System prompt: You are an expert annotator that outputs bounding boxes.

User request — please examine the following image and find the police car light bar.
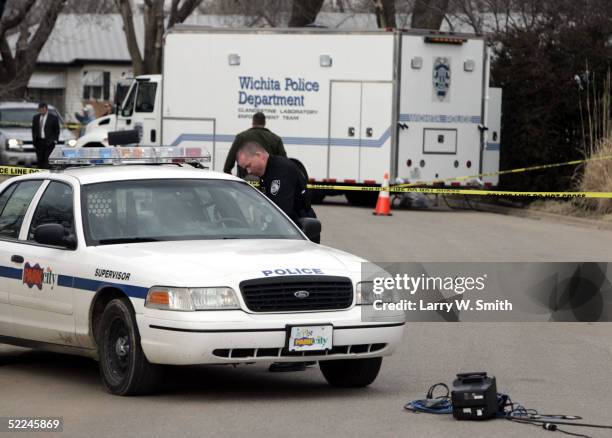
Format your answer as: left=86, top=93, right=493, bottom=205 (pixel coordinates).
left=49, top=146, right=211, bottom=166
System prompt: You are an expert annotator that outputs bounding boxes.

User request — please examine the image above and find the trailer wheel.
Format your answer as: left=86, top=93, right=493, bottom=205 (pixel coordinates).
left=320, top=357, right=382, bottom=387
left=345, top=192, right=378, bottom=207
left=98, top=298, right=161, bottom=395
left=311, top=192, right=326, bottom=204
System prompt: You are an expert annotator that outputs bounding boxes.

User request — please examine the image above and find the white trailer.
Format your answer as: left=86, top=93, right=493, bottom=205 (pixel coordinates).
left=80, top=27, right=500, bottom=202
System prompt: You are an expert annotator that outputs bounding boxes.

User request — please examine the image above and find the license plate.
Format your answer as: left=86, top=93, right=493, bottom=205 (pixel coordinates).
left=287, top=325, right=333, bottom=352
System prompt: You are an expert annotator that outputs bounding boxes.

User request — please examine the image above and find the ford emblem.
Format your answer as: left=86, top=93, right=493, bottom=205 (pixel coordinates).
left=294, top=290, right=310, bottom=299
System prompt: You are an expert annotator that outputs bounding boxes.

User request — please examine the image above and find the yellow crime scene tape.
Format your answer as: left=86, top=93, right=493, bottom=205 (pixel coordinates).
left=305, top=183, right=611, bottom=199
left=302, top=153, right=612, bottom=199
left=2, top=161, right=611, bottom=199
left=244, top=181, right=612, bottom=199
left=250, top=153, right=612, bottom=199
left=0, top=121, right=81, bottom=130
left=0, top=166, right=44, bottom=176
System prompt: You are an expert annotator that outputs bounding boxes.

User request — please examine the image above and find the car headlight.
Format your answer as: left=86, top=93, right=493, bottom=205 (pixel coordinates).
left=6, top=138, right=23, bottom=150
left=356, top=281, right=375, bottom=305
left=356, top=281, right=398, bottom=305
left=145, top=286, right=240, bottom=311
left=66, top=139, right=77, bottom=147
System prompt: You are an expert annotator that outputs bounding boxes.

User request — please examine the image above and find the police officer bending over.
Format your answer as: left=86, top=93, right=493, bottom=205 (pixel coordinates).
left=237, top=141, right=317, bottom=239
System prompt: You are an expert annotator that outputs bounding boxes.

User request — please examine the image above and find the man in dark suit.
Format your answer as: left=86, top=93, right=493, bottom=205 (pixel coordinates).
left=31, top=102, right=60, bottom=169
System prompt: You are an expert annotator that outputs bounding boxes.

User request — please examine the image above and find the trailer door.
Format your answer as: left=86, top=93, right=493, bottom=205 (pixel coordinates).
left=328, top=81, right=393, bottom=183
left=360, top=82, right=393, bottom=182
left=328, top=81, right=361, bottom=181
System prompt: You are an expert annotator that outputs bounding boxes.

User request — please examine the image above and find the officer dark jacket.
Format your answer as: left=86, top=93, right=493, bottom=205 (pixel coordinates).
left=260, top=155, right=314, bottom=224
left=224, top=126, right=287, bottom=174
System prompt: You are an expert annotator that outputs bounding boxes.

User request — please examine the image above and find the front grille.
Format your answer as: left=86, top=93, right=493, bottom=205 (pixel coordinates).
left=212, top=343, right=387, bottom=359
left=239, top=275, right=353, bottom=312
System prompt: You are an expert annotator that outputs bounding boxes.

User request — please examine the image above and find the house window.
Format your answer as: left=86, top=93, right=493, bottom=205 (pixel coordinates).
left=82, top=70, right=105, bottom=100
left=27, top=71, right=66, bottom=115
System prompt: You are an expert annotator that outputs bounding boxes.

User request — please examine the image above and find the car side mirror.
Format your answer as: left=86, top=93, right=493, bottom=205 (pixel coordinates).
left=298, top=217, right=321, bottom=243
left=34, top=224, right=77, bottom=249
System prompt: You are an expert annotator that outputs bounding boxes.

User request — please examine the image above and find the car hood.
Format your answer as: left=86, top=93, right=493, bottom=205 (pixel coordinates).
left=0, top=127, right=31, bottom=141
left=59, top=128, right=75, bottom=141
left=84, top=239, right=366, bottom=287
left=85, top=115, right=116, bottom=134
left=0, top=127, right=74, bottom=141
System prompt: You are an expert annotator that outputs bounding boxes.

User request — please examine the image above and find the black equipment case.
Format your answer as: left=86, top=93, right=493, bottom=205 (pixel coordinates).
left=451, top=372, right=498, bottom=420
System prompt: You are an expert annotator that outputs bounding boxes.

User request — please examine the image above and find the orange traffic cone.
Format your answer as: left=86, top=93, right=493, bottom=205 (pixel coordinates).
left=373, top=172, right=392, bottom=216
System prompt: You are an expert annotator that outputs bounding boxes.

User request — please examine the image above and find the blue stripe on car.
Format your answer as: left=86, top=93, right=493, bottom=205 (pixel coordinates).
left=1, top=266, right=148, bottom=299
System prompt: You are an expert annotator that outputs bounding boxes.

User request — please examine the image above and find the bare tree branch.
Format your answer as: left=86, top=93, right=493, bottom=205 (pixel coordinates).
left=372, top=0, right=396, bottom=28
left=142, top=0, right=159, bottom=73
left=15, top=0, right=64, bottom=67
left=0, top=0, right=66, bottom=98
left=455, top=0, right=483, bottom=33
left=64, top=0, right=116, bottom=13
left=169, top=0, right=203, bottom=28
left=0, top=0, right=35, bottom=37
left=116, top=0, right=203, bottom=75
left=0, top=34, right=15, bottom=79
left=152, top=0, right=165, bottom=73
left=15, top=17, right=28, bottom=52
left=169, top=0, right=180, bottom=28
left=260, top=9, right=279, bottom=27
left=443, top=14, right=455, bottom=31
left=115, top=0, right=144, bottom=75
left=289, top=0, right=324, bottom=27
left=411, top=0, right=450, bottom=30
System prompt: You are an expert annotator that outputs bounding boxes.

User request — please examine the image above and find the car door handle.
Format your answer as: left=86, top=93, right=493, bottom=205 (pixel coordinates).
left=11, top=255, right=24, bottom=263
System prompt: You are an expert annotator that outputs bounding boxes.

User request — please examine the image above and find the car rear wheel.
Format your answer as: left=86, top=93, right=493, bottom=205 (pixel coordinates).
left=319, top=357, right=382, bottom=387
left=98, top=297, right=161, bottom=395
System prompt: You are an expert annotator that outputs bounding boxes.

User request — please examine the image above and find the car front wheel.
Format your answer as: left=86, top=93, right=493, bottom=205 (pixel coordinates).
left=319, top=357, right=382, bottom=387
left=98, top=297, right=161, bottom=395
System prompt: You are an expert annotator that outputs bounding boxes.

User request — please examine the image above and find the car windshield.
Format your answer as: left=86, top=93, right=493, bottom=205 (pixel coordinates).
left=0, top=108, right=64, bottom=128
left=81, top=179, right=304, bottom=245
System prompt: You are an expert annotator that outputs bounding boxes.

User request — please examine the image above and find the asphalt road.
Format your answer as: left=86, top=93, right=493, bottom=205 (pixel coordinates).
left=1, top=200, right=612, bottom=438
left=317, top=196, right=612, bottom=261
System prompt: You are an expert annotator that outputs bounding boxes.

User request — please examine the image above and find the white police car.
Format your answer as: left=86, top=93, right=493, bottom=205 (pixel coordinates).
left=0, top=146, right=404, bottom=395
